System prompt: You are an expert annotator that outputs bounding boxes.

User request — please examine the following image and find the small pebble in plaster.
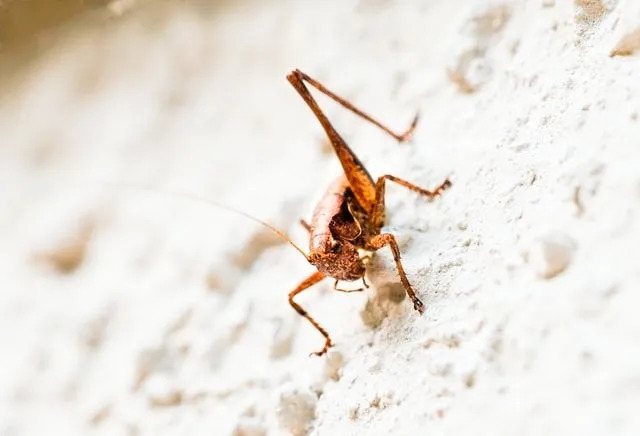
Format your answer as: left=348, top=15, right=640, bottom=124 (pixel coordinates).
left=466, top=58, right=493, bottom=88
left=145, top=374, right=183, bottom=407
left=133, top=347, right=173, bottom=391
left=80, top=305, right=114, bottom=351
left=436, top=258, right=463, bottom=273
left=575, top=0, right=606, bottom=23
left=324, top=350, right=344, bottom=381
left=370, top=393, right=394, bottom=409
left=164, top=308, right=193, bottom=342
left=423, top=331, right=462, bottom=349
left=512, top=142, right=531, bottom=153
left=276, top=385, right=317, bottom=436
left=528, top=233, right=576, bottom=279
left=610, top=28, right=640, bottom=57
left=463, top=371, right=476, bottom=388
left=428, top=357, right=453, bottom=377
left=204, top=269, right=230, bottom=294
left=573, top=186, right=585, bottom=216
left=33, top=220, right=94, bottom=274
left=447, top=69, right=477, bottom=94
left=233, top=417, right=266, bottom=436
left=89, top=404, right=111, bottom=426
left=472, top=4, right=512, bottom=36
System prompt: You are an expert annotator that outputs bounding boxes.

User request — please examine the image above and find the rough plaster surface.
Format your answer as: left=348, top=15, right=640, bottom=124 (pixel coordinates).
left=1, top=1, right=639, bottom=435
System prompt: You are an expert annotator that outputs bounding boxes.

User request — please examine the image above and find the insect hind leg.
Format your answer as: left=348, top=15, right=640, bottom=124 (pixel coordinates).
left=290, top=69, right=418, bottom=142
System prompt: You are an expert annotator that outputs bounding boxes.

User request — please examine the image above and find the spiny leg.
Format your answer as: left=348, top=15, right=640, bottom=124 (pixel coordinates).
left=333, top=277, right=369, bottom=293
left=365, top=233, right=425, bottom=314
left=372, top=175, right=451, bottom=228
left=288, top=271, right=331, bottom=356
left=289, top=69, right=418, bottom=142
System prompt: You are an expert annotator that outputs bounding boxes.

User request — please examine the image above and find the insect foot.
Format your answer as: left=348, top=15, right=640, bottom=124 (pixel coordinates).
left=310, top=338, right=332, bottom=357
left=413, top=297, right=425, bottom=314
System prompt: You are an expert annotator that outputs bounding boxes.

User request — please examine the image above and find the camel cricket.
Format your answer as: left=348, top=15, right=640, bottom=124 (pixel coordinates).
left=117, top=70, right=451, bottom=356
left=285, top=69, right=451, bottom=356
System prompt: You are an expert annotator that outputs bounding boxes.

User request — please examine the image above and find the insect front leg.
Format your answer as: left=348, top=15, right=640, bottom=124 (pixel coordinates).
left=288, top=271, right=332, bottom=356
left=365, top=233, right=425, bottom=314
left=371, top=174, right=452, bottom=228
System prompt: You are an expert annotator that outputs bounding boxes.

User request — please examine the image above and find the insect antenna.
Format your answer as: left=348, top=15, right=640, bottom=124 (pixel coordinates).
left=100, top=182, right=309, bottom=260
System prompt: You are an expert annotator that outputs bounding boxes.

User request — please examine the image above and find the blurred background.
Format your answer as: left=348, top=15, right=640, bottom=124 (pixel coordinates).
left=1, top=1, right=639, bottom=435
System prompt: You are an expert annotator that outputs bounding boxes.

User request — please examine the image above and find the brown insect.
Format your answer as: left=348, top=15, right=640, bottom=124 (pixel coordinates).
left=285, top=69, right=451, bottom=356
left=117, top=69, right=450, bottom=357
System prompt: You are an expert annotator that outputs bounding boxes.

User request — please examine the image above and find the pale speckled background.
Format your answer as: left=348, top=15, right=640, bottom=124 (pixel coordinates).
left=1, top=1, right=639, bottom=435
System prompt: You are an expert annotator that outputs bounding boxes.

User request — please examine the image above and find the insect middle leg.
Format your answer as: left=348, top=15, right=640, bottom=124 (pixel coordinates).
left=371, top=174, right=452, bottom=228
left=288, top=271, right=332, bottom=356
left=365, top=233, right=425, bottom=314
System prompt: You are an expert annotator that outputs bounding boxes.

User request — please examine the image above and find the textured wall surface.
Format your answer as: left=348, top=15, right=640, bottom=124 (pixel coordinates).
left=1, top=1, right=639, bottom=435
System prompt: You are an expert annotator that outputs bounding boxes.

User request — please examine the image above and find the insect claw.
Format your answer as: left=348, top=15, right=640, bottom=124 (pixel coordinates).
left=413, top=298, right=425, bottom=314
left=310, top=339, right=332, bottom=357
left=310, top=349, right=327, bottom=357
left=397, top=112, right=420, bottom=143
